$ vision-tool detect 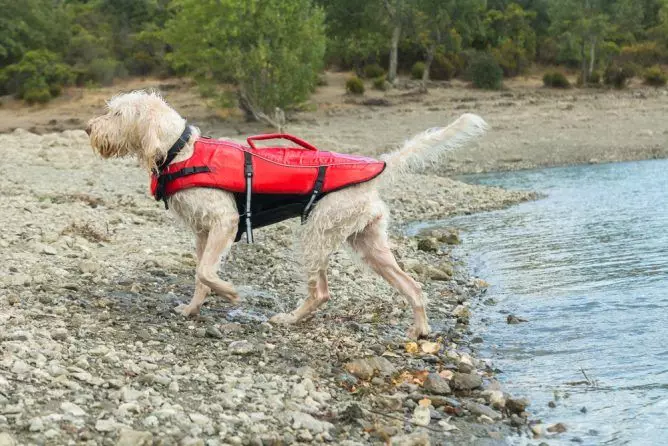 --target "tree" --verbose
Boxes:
[382,0,415,83]
[164,0,326,127]
[549,0,611,83]
[485,3,537,76]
